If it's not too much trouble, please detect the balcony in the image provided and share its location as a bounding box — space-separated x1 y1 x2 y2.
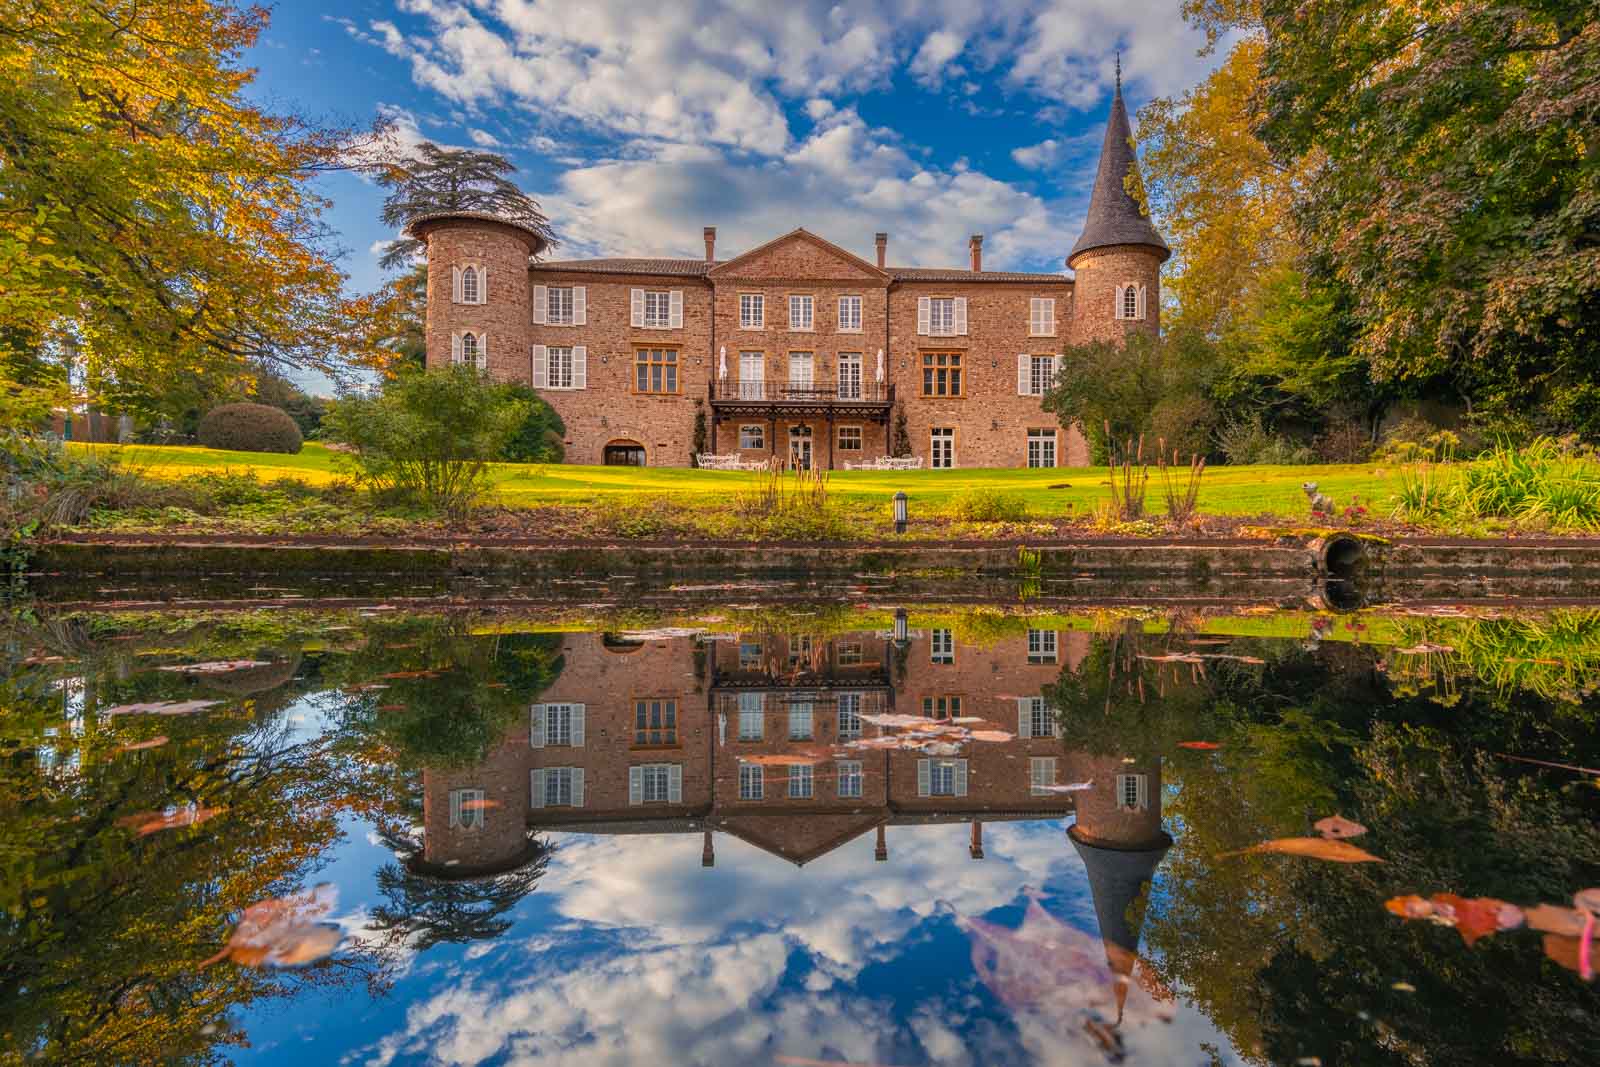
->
708 379 894 415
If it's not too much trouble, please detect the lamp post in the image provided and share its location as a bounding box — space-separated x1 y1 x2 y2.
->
893 491 908 534
893 607 909 648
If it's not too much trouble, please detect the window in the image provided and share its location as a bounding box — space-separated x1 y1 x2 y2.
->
739 351 765 399
548 286 574 325
788 351 814 390
1020 696 1056 739
740 293 764 329
838 295 862 332
738 692 764 741
929 297 956 335
635 348 679 394
1117 773 1149 812
922 352 962 397
739 641 763 669
788 702 814 741
922 695 962 718
919 758 967 797
931 427 955 468
449 788 486 830
739 424 765 450
1030 757 1058 796
547 346 575 389
643 290 673 328
631 763 681 804
461 266 480 304
1123 285 1139 320
789 294 814 330
456 331 484 369
1027 629 1058 664
739 762 764 800
1023 355 1058 397
543 767 575 806
836 642 863 666
836 352 862 399
546 703 576 745
837 692 862 738
788 635 814 668
1027 428 1056 468
789 764 814 798
634 698 677 746
1029 297 1056 336
838 760 863 798
931 628 954 664
838 426 862 451
531 702 585 747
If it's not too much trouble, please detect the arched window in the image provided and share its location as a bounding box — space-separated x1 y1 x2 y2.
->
461 266 479 304
460 332 478 364
1122 284 1140 320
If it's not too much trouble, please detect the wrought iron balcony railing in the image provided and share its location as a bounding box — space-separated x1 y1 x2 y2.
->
710 380 892 403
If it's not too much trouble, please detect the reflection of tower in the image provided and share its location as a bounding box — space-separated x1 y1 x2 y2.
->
1066 753 1172 1024
412 743 539 881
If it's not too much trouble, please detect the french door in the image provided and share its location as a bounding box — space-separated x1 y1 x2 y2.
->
931 428 954 469
739 352 764 399
788 426 813 470
837 353 862 399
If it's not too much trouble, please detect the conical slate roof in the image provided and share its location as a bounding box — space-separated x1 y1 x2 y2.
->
1068 824 1173 964
1068 73 1170 265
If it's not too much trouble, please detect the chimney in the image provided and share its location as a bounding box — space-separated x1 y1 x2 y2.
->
874 824 888 862
970 234 983 272
875 232 888 269
703 226 716 263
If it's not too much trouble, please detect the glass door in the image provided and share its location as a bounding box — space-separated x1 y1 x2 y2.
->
739 351 764 399
837 353 861 399
787 352 814 397
931 428 954 469
788 425 813 470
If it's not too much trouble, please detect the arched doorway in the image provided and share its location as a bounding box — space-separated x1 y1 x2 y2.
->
603 440 646 466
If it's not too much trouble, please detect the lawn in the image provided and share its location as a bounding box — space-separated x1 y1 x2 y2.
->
80 442 1398 520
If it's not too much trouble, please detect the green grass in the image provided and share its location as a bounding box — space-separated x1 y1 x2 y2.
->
75 442 1395 520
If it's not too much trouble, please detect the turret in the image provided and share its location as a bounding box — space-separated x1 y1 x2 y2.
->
405 211 547 380
1068 60 1170 345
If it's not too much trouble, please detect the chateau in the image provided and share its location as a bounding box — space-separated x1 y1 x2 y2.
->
409 75 1167 469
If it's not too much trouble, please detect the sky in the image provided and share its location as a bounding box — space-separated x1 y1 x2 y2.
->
246 0 1222 305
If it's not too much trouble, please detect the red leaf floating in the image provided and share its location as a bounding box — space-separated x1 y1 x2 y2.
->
1314 815 1367 839
200 884 342 969
1222 837 1383 863
1178 741 1221 750
118 804 224 837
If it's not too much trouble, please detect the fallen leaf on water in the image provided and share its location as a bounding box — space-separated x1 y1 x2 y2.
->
459 797 501 811
860 713 932 728
379 670 438 680
116 736 169 752
200 884 342 969
968 730 1015 743
1396 643 1454 655
1222 837 1383 863
741 753 824 767
1573 888 1600 915
1526 903 1587 937
157 660 268 674
1391 982 1417 993
105 700 223 717
118 805 224 836
1385 895 1435 920
1314 815 1367 839
1429 894 1525 946
1178 741 1221 750
1038 781 1094 793
1541 934 1590 979
376 704 407 712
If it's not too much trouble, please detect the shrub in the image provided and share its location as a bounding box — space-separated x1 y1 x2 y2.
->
500 384 566 463
949 488 1028 522
196 403 303 454
1 432 177 529
1311 420 1372 464
1216 414 1316 465
1148 394 1214 462
324 366 530 519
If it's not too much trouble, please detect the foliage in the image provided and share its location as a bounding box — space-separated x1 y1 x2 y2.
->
370 142 557 269
0 0 372 422
1391 437 1600 531
1158 450 1207 523
1215 414 1316 466
948 488 1029 523
252 374 328 439
891 404 912 457
1148 394 1215 463
1042 329 1218 463
197 403 304 455
692 400 708 465
324 366 529 518
499 384 566 463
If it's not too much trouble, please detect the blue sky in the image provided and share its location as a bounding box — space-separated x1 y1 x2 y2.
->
247 1 1218 300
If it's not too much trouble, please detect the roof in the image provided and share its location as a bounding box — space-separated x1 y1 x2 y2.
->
1068 78 1170 264
530 257 1072 284
709 228 889 281
404 210 551 253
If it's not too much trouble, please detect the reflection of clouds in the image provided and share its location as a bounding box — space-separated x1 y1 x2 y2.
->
355 821 1240 1066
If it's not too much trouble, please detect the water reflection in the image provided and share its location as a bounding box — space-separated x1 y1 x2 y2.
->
3 605 1599 1066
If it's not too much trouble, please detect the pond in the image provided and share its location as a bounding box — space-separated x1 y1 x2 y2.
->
4 599 1598 1066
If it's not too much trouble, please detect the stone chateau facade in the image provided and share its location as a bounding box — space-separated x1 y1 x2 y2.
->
408 75 1167 469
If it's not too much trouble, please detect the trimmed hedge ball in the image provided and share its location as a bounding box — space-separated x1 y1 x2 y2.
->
196 403 304 454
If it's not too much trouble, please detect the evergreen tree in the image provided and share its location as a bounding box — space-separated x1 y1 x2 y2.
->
372 143 557 269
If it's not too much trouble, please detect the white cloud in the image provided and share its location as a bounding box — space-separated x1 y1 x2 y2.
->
467 127 501 147
1012 137 1064 169
910 29 967 87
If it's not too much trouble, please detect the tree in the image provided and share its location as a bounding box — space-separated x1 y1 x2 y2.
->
359 265 429 374
1253 1 1600 435
372 143 557 269
252 373 329 439
324 366 531 517
0 0 373 423
502 384 567 463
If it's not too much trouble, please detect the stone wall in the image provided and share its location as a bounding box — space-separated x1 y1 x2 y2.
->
1067 244 1162 346
419 218 538 384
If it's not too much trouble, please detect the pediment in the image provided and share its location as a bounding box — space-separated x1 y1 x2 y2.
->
717 811 884 867
708 229 889 284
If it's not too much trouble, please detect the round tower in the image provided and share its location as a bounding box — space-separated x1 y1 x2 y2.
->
405 211 547 380
1067 64 1170 346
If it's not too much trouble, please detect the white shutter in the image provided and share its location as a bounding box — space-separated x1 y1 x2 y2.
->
1049 355 1060 386
1047 297 1056 334
573 286 587 326
570 703 586 747
1017 354 1031 397
531 345 548 388
477 333 488 370
668 764 683 803
532 284 548 324
451 332 462 364
668 290 683 329
954 297 967 335
571 767 585 808
1137 285 1148 321
479 267 488 305
631 288 645 327
954 759 969 797
1113 285 1126 320
452 266 462 304
629 766 644 805
529 703 546 747
917 297 931 336
530 769 546 808
1017 697 1033 739
917 758 931 797
449 789 464 827
572 346 587 390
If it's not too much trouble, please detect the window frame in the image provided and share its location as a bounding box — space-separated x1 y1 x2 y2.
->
738 423 765 450
642 289 673 329
547 345 575 390
837 691 862 739
739 292 765 329
1030 757 1058 796
788 764 815 799
544 767 576 807
838 425 863 451
1027 628 1058 664
1026 428 1056 469
787 701 814 741
922 694 963 719
837 760 863 798
837 294 863 333
547 285 575 325
921 351 964 398
739 762 764 800
634 347 681 395
1028 296 1056 337
788 294 814 331
737 691 764 741
632 697 679 748
460 265 481 305
930 628 955 664
928 296 957 336
449 788 486 830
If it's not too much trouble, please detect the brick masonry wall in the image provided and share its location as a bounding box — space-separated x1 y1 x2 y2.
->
888 280 1090 467
528 272 713 466
1067 244 1163 346
421 219 538 384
